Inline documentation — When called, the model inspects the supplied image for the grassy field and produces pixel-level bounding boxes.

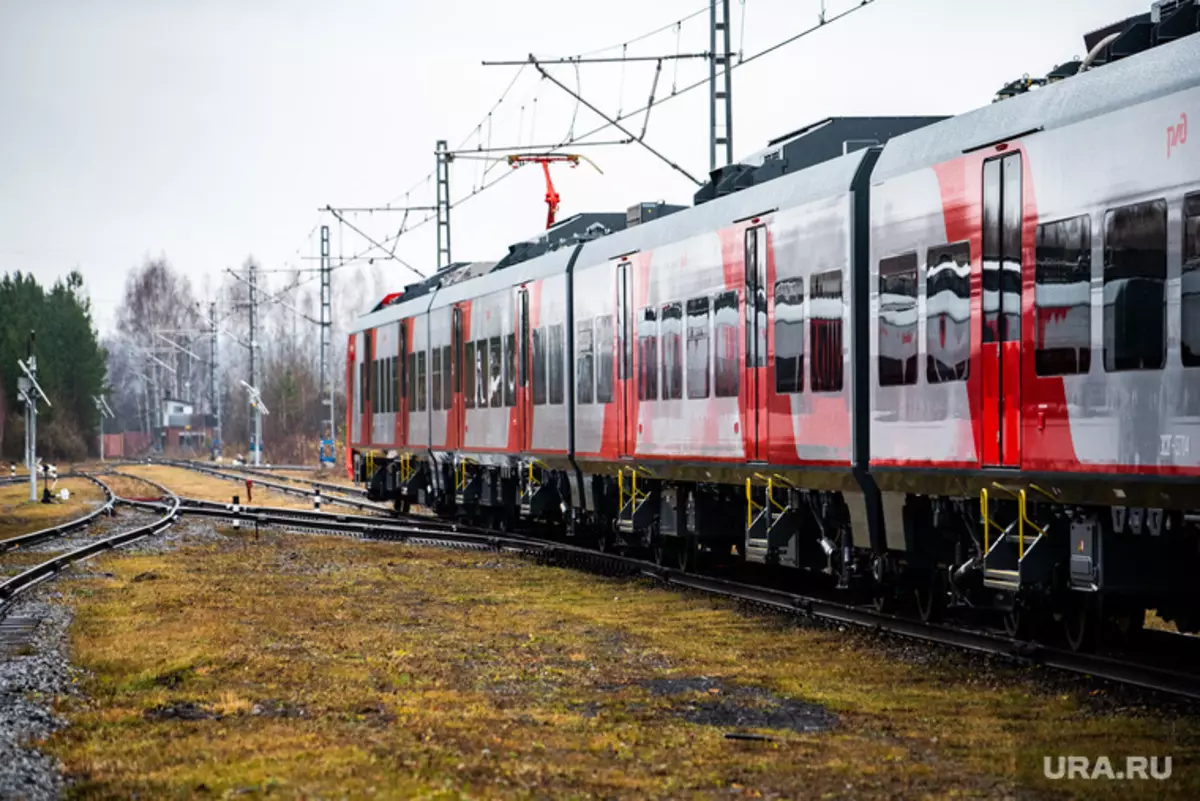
[0,478,106,541]
[40,526,1200,799]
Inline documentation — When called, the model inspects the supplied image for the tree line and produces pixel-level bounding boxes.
[104,254,388,464]
[0,271,107,461]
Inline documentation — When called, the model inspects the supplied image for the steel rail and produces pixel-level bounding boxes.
[203,462,369,500]
[150,459,387,513]
[0,477,180,614]
[0,473,115,554]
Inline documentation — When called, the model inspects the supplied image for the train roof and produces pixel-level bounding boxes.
[873,15,1200,181]
[577,144,878,266]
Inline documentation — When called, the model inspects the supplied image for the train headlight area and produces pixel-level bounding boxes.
[343,7,1200,654]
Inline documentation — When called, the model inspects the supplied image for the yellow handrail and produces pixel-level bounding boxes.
[981,488,990,553]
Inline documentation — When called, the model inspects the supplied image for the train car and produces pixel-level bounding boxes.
[424,249,574,527]
[566,121,939,568]
[866,16,1200,643]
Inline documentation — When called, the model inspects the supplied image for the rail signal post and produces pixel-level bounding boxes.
[240,380,269,467]
[17,335,51,502]
[94,395,114,460]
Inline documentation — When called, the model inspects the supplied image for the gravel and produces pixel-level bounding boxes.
[0,512,232,799]
[0,596,78,801]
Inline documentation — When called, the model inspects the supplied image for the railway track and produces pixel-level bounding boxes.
[0,474,180,615]
[143,458,385,513]
[114,460,1200,703]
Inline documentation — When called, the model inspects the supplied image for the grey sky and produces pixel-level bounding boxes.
[0,0,1145,334]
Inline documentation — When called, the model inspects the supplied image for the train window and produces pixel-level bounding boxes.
[416,351,427,412]
[476,340,488,408]
[810,269,844,392]
[383,357,391,414]
[532,328,547,405]
[744,226,768,368]
[488,336,503,408]
[661,302,683,400]
[431,348,442,411]
[1183,193,1200,367]
[686,297,711,398]
[774,278,804,394]
[595,316,615,403]
[442,345,452,409]
[1034,217,1092,376]
[1103,199,1168,372]
[407,354,417,412]
[577,319,594,404]
[714,291,739,397]
[390,356,398,412]
[358,362,364,413]
[504,335,516,406]
[638,307,659,401]
[878,252,919,387]
[548,324,565,405]
[463,343,475,409]
[927,242,972,383]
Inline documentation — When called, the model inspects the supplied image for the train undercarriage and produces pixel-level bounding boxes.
[352,448,1200,652]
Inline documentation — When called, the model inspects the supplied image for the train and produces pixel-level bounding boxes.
[347,3,1200,652]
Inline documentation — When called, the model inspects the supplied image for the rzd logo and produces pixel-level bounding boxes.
[1168,113,1188,158]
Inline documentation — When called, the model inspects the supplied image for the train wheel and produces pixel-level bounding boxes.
[675,535,699,572]
[1062,593,1098,653]
[1002,602,1034,640]
[1104,599,1145,649]
[914,570,946,624]
[652,539,673,568]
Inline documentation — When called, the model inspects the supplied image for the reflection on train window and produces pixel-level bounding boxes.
[878,252,919,387]
[595,316,615,403]
[442,345,452,409]
[638,307,659,401]
[714,291,740,398]
[532,328,547,405]
[745,226,768,368]
[503,336,516,407]
[416,350,427,413]
[358,361,365,414]
[1183,193,1200,367]
[1103,199,1167,372]
[686,297,711,399]
[476,339,488,408]
[431,348,442,411]
[774,278,804,394]
[489,336,503,408]
[810,269,844,392]
[407,353,417,411]
[576,319,594,404]
[926,242,972,383]
[463,342,475,409]
[661,302,683,400]
[1034,216,1092,376]
[548,324,565,405]
[390,356,398,413]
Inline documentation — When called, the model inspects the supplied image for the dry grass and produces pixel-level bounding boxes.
[43,528,1200,799]
[116,465,372,515]
[0,478,106,541]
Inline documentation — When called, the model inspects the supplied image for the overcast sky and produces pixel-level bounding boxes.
[0,0,1147,334]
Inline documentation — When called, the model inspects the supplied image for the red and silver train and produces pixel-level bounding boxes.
[348,6,1200,650]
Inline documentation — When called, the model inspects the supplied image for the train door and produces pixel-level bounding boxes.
[744,225,769,462]
[451,305,465,449]
[361,329,374,446]
[516,287,532,451]
[981,153,1023,467]
[397,323,409,448]
[617,261,635,457]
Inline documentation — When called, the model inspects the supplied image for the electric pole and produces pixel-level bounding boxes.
[210,301,222,460]
[710,0,734,170]
[436,140,452,270]
[319,225,334,465]
[248,261,261,463]
[94,395,114,460]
